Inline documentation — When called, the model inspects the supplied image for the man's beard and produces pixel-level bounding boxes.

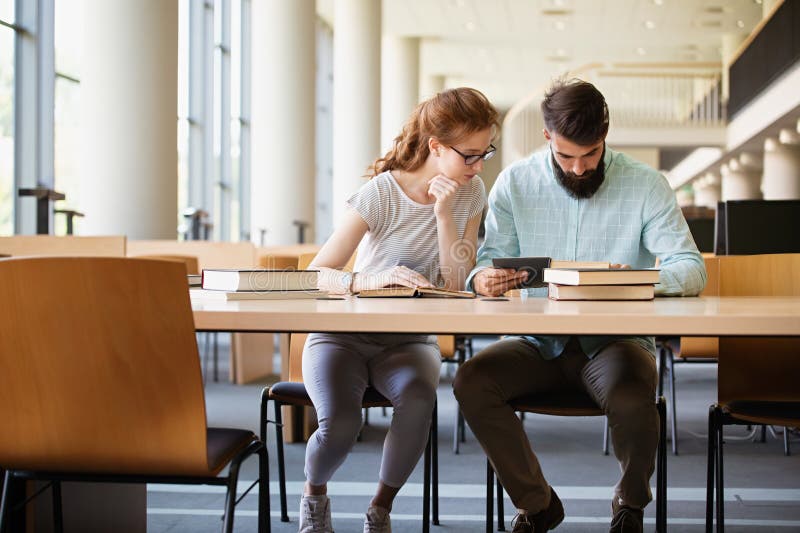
[552,148,606,199]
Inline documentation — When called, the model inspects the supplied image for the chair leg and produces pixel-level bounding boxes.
[715,409,725,533]
[0,471,9,533]
[258,444,271,533]
[274,401,289,522]
[656,397,667,533]
[666,350,678,455]
[497,476,505,531]
[485,461,493,533]
[432,401,439,526]
[423,431,431,533]
[52,481,63,533]
[784,427,791,456]
[706,405,716,533]
[223,454,245,533]
[602,416,610,455]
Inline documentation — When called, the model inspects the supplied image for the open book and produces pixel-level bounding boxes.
[357,286,476,299]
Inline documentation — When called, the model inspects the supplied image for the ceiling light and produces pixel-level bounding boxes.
[554,20,566,30]
[644,20,656,29]
[464,21,476,31]
[636,47,647,56]
[653,0,663,5]
[737,20,745,28]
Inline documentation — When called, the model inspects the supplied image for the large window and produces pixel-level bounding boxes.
[53,0,83,235]
[178,0,248,242]
[0,13,15,235]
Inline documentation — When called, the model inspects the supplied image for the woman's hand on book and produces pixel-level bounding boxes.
[356,266,435,291]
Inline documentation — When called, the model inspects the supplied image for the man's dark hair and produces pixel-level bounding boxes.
[541,78,609,145]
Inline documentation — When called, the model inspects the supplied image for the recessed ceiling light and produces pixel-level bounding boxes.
[464,21,476,31]
[653,0,663,5]
[636,47,647,55]
[737,20,745,28]
[554,20,566,30]
[644,20,656,29]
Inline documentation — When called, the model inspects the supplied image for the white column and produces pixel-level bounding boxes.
[80,0,178,239]
[381,35,420,153]
[762,134,800,199]
[251,0,316,245]
[721,157,762,201]
[332,0,382,224]
[693,173,721,209]
[419,74,445,102]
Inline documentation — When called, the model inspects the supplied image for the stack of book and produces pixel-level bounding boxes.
[190,268,327,300]
[543,268,660,301]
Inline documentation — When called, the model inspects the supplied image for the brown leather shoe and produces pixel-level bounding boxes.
[510,487,564,532]
[609,499,643,533]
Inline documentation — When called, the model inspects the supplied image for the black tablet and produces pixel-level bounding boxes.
[491,257,552,288]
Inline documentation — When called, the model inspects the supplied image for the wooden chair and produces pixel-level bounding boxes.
[134,253,200,275]
[262,253,439,531]
[487,394,668,533]
[656,254,721,455]
[706,253,800,532]
[0,257,269,533]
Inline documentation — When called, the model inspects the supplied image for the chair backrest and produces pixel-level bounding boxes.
[0,257,210,476]
[678,254,720,358]
[127,240,256,270]
[135,254,200,275]
[0,235,126,257]
[716,253,800,403]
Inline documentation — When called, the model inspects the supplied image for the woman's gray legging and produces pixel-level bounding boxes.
[302,332,441,488]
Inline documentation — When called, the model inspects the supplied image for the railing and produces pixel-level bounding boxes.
[502,66,726,167]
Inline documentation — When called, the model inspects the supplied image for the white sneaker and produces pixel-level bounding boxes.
[298,495,333,533]
[363,506,391,533]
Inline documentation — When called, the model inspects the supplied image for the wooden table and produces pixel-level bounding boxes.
[192,295,800,337]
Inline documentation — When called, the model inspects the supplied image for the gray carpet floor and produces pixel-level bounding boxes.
[147,335,800,532]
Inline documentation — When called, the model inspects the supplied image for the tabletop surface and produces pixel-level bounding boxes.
[191,295,800,336]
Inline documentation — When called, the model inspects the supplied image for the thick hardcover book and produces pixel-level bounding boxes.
[201,268,318,292]
[543,268,660,286]
[187,274,202,287]
[357,287,476,299]
[190,288,328,301]
[547,283,655,301]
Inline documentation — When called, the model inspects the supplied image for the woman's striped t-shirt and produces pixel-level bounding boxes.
[346,170,486,286]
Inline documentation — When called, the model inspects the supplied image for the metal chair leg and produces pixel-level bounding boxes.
[485,461,493,533]
[602,416,610,455]
[497,476,505,531]
[656,397,667,533]
[666,349,678,455]
[213,332,219,382]
[784,427,791,456]
[715,408,725,533]
[423,432,431,533]
[52,481,63,533]
[223,454,243,533]
[432,401,439,526]
[0,470,11,533]
[258,444,271,533]
[706,406,716,533]
[274,401,289,522]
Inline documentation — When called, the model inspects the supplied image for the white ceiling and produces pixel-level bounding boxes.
[317,0,765,109]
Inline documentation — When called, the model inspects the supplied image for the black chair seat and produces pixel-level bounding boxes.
[268,381,393,408]
[207,428,259,475]
[510,391,603,417]
[723,400,800,427]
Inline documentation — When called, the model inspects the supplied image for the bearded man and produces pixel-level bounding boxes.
[454,79,706,533]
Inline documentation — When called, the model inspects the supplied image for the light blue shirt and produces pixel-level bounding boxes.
[468,146,707,359]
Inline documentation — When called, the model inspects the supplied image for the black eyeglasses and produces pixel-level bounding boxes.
[449,144,496,166]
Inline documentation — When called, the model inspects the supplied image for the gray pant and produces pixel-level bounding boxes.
[453,337,658,513]
[302,333,441,488]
